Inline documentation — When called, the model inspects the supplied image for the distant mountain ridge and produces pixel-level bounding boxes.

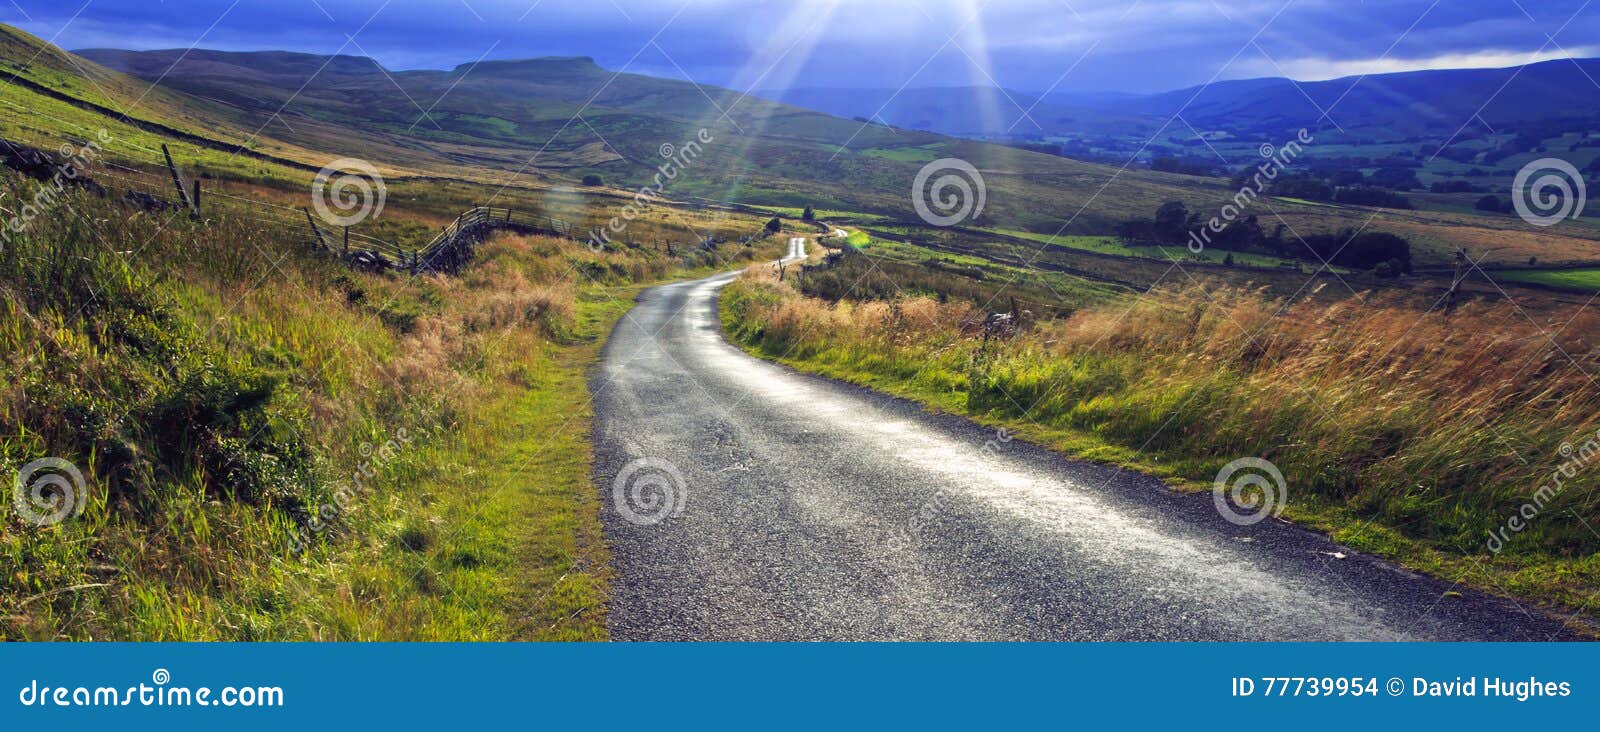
[1099,57,1600,136]
[755,86,1156,138]
[756,57,1600,141]
[79,47,387,82]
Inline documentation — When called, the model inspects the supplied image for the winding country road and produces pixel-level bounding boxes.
[591,238,1579,641]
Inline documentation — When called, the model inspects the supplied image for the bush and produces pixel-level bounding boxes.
[1475,195,1502,213]
[581,174,603,186]
[1294,229,1412,272]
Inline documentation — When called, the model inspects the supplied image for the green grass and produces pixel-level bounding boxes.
[841,234,1120,310]
[860,144,945,163]
[1495,268,1600,293]
[1271,196,1338,208]
[981,228,1300,268]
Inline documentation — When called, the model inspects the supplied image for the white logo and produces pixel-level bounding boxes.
[13,457,86,526]
[311,158,386,227]
[612,457,688,526]
[1513,158,1585,227]
[912,158,986,227]
[1212,457,1286,526]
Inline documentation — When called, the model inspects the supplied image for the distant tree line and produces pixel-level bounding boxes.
[1150,156,1219,177]
[1116,200,1412,275]
[1240,171,1415,210]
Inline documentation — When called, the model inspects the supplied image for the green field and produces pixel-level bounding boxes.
[979,228,1303,269]
[1496,268,1600,293]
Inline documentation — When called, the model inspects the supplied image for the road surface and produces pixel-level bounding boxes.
[591,238,1579,641]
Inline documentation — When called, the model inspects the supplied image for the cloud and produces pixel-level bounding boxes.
[1238,47,1600,82]
[5,0,1596,93]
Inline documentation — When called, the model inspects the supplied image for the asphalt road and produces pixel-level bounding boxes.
[591,239,1580,641]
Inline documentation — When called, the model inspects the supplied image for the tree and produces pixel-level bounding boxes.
[765,216,782,234]
[1370,167,1422,190]
[1115,219,1157,245]
[582,173,603,186]
[1475,195,1502,213]
[1270,175,1334,202]
[802,205,815,221]
[1329,169,1366,187]
[1305,230,1411,272]
[1153,201,1189,244]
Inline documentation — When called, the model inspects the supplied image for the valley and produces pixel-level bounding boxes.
[2,17,1599,640]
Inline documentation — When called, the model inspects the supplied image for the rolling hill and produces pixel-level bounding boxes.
[754,85,1157,138]
[0,23,1584,268]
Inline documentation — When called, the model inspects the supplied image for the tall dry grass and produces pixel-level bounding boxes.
[724,274,1600,559]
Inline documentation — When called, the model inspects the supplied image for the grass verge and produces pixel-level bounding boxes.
[720,271,1600,633]
[0,172,785,639]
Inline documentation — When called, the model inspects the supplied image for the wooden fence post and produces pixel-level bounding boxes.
[303,207,327,250]
[343,226,349,256]
[191,179,201,217]
[161,144,196,217]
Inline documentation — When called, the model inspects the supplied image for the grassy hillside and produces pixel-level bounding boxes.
[66,29,1600,269]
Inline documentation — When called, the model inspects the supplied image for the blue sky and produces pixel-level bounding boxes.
[5,0,1597,93]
